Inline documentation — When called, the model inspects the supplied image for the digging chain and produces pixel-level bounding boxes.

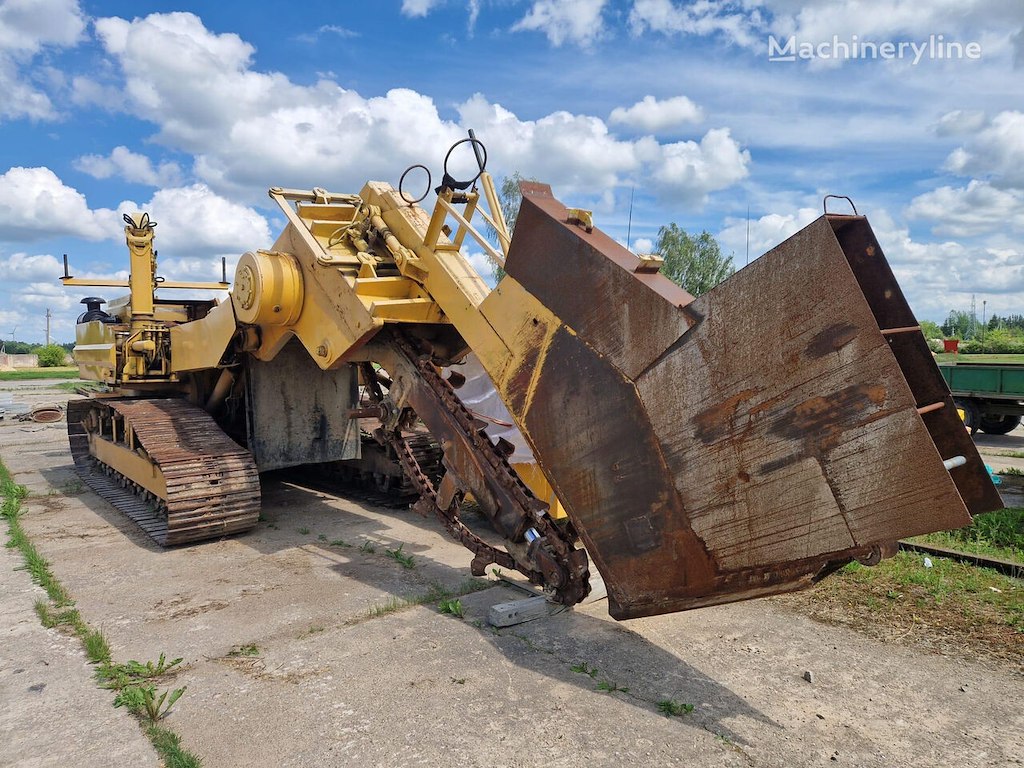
[370,334,590,606]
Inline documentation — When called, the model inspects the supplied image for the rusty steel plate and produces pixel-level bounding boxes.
[501,190,999,619]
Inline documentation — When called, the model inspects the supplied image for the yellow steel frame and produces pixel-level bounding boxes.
[89,434,167,498]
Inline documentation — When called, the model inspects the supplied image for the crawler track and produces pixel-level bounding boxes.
[67,397,260,545]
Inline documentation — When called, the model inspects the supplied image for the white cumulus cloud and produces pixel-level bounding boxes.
[0,252,63,283]
[512,0,608,47]
[645,128,750,201]
[90,12,750,209]
[609,95,704,133]
[906,181,1024,238]
[117,184,272,256]
[0,167,116,242]
[629,0,762,48]
[0,0,87,121]
[460,95,749,204]
[401,0,444,17]
[717,207,819,259]
[942,111,1024,189]
[74,146,184,187]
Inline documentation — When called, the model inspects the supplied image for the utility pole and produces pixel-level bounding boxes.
[45,308,52,346]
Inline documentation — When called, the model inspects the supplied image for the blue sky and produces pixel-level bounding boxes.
[1,0,1022,343]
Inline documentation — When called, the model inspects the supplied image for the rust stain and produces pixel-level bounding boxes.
[694,388,758,444]
[805,322,859,359]
[772,384,887,442]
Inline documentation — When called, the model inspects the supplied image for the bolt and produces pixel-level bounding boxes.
[316,345,327,357]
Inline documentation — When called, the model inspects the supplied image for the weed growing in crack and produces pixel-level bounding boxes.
[114,684,187,724]
[438,598,464,617]
[657,699,695,717]
[570,662,599,678]
[385,543,415,569]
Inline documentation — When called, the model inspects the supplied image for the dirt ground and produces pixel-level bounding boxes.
[1,386,1022,767]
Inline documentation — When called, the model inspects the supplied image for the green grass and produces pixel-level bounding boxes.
[842,553,1023,628]
[657,699,695,717]
[51,380,103,393]
[385,543,415,569]
[438,598,464,617]
[570,661,599,678]
[913,507,1024,563]
[1,457,202,766]
[0,367,80,381]
[114,684,187,723]
[227,643,260,657]
[596,679,628,693]
[147,726,203,768]
[360,578,491,623]
[83,629,113,665]
[795,549,1024,667]
[934,353,1024,364]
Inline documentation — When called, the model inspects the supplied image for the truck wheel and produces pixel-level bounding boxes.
[954,398,980,435]
[979,414,1022,435]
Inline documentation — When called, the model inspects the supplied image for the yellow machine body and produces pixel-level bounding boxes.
[62,150,1001,618]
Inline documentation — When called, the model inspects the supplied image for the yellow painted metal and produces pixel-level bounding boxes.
[73,320,118,382]
[63,212,230,387]
[512,462,568,520]
[364,182,558,382]
[89,434,167,497]
[61,278,132,288]
[565,208,594,233]
[123,213,156,320]
[170,299,239,373]
[241,193,382,367]
[60,278,229,290]
[245,187,456,369]
[232,250,304,327]
[479,172,511,258]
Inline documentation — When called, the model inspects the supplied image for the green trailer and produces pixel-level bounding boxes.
[938,362,1024,435]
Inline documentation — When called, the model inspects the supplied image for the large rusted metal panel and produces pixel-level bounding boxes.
[246,338,360,471]
[502,193,999,619]
[826,215,1003,516]
[504,183,697,380]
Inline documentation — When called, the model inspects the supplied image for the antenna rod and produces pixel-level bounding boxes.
[745,205,750,266]
[626,186,635,251]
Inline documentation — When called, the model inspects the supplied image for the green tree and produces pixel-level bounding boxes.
[488,172,538,281]
[34,344,68,367]
[941,310,973,339]
[655,224,734,297]
[1,340,34,354]
[919,320,943,340]
[497,172,532,237]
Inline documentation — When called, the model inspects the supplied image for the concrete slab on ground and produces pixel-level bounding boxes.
[1,390,1022,767]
